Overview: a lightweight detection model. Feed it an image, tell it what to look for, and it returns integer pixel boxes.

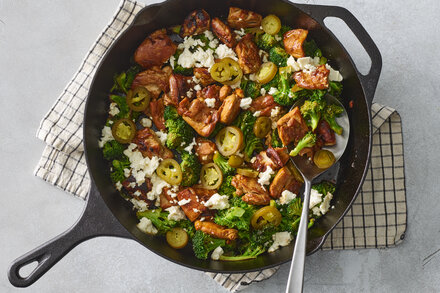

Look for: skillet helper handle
[8,183,131,287]
[295,3,382,107]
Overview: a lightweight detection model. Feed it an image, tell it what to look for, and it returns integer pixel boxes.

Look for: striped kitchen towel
[34,0,407,291]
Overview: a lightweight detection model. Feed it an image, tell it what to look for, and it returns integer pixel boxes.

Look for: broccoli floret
[171,50,193,76]
[323,104,344,135]
[303,40,322,58]
[214,197,257,231]
[312,181,336,195]
[110,156,130,183]
[110,65,142,94]
[256,33,278,50]
[177,219,196,238]
[192,230,226,260]
[262,72,280,91]
[289,132,317,157]
[277,197,317,235]
[240,79,261,99]
[243,136,263,159]
[271,128,283,148]
[272,71,294,106]
[164,106,194,149]
[180,151,201,187]
[213,152,235,176]
[136,209,178,234]
[278,25,292,36]
[110,94,130,119]
[328,81,343,98]
[269,46,289,67]
[218,175,236,197]
[102,140,125,160]
[300,99,326,131]
[234,111,264,158]
[209,122,225,139]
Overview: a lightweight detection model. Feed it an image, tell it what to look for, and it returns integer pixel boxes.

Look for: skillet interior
[84,0,371,272]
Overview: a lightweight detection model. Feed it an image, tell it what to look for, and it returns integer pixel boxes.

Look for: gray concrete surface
[1,0,439,292]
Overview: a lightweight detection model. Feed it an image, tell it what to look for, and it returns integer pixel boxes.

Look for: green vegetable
[323,104,344,135]
[256,33,279,50]
[209,123,225,139]
[214,197,257,231]
[243,136,264,159]
[271,70,294,106]
[328,81,343,98]
[289,132,317,157]
[312,181,336,195]
[192,230,226,260]
[262,72,280,91]
[137,209,177,234]
[180,151,201,187]
[110,156,130,183]
[300,99,326,131]
[171,50,193,76]
[269,46,289,67]
[303,40,322,58]
[164,106,194,149]
[110,65,141,94]
[110,94,130,120]
[102,140,125,160]
[290,87,327,102]
[213,152,235,176]
[240,79,261,99]
[178,219,196,238]
[271,128,283,148]
[278,25,292,36]
[218,175,236,197]
[234,111,263,158]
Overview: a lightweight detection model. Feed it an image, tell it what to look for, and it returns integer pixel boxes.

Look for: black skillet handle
[295,3,382,107]
[8,183,131,287]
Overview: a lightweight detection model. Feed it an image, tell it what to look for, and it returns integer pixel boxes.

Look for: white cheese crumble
[309,188,323,209]
[140,118,152,128]
[211,246,224,260]
[268,232,293,253]
[194,84,202,91]
[130,198,149,212]
[184,137,197,153]
[146,173,170,201]
[240,97,253,110]
[326,64,343,81]
[215,44,238,60]
[168,55,175,69]
[98,126,114,148]
[259,50,269,63]
[253,111,261,117]
[123,143,161,185]
[260,88,267,96]
[165,206,187,221]
[268,87,278,95]
[287,56,301,72]
[128,182,136,188]
[155,131,168,145]
[204,193,230,210]
[270,106,280,118]
[319,192,333,215]
[133,190,142,197]
[177,36,215,68]
[186,90,194,98]
[137,217,158,235]
[205,98,216,108]
[258,166,274,187]
[109,102,120,116]
[279,190,297,205]
[178,198,191,206]
[115,181,123,191]
[250,156,257,164]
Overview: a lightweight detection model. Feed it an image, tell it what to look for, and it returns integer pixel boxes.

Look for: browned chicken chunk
[196,84,222,108]
[227,7,262,29]
[194,137,217,164]
[131,66,172,98]
[249,95,277,116]
[178,97,219,137]
[133,127,174,159]
[293,64,330,90]
[122,176,153,204]
[149,98,166,130]
[211,17,236,48]
[193,67,215,87]
[252,147,290,172]
[232,174,271,205]
[134,29,177,68]
[269,166,303,198]
[167,74,193,107]
[316,119,336,146]
[277,107,309,146]
[176,188,207,222]
[159,187,178,210]
[219,85,233,102]
[194,220,239,241]
[192,187,217,202]
[283,29,308,58]
[235,34,261,74]
[181,9,211,37]
[219,89,243,124]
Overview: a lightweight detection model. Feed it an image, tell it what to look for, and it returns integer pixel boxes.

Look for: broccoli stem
[289,133,317,157]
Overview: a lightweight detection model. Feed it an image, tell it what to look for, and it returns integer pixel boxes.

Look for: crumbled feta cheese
[155,131,168,145]
[177,37,215,68]
[140,118,152,128]
[319,192,333,215]
[211,246,224,260]
[297,57,314,68]
[287,56,301,72]
[130,198,149,212]
[258,166,274,187]
[98,126,114,148]
[215,44,238,60]
[133,190,142,197]
[250,157,257,164]
[186,90,194,98]
[109,102,120,116]
[204,193,230,210]
[259,50,269,63]
[165,206,187,221]
[268,87,278,95]
[209,39,219,48]
[178,198,191,206]
[274,34,282,42]
[240,97,253,110]
[309,188,323,209]
[146,173,170,201]
[279,190,297,205]
[205,98,216,108]
[268,232,293,253]
[123,168,131,178]
[312,206,321,216]
[326,64,343,81]
[128,182,136,188]
[234,28,246,36]
[270,106,280,118]
[168,55,175,69]
[253,111,261,117]
[137,217,158,235]
[184,137,197,153]
[194,84,202,91]
[115,181,123,191]
[192,75,200,84]
[123,143,161,185]
[204,30,215,40]
[260,88,267,96]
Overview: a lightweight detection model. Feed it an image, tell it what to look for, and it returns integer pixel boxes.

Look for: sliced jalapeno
[200,163,223,190]
[127,87,151,112]
[253,117,272,138]
[256,62,277,84]
[262,15,281,35]
[156,159,183,185]
[251,206,282,229]
[111,118,136,144]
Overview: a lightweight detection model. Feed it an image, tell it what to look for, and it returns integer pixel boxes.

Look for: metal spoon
[285,94,350,293]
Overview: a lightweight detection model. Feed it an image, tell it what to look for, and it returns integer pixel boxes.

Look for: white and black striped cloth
[34,1,407,291]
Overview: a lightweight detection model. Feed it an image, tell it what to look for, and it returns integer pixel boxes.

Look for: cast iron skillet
[8,0,381,287]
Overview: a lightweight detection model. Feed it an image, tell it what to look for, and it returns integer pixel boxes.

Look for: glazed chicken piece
[149,98,166,130]
[122,176,153,204]
[269,166,303,198]
[316,119,336,146]
[249,95,277,116]
[219,85,233,102]
[133,127,174,159]
[219,88,243,124]
[235,34,261,74]
[178,97,219,137]
[211,17,236,48]
[232,174,271,205]
[194,137,217,164]
[194,220,239,241]
[192,187,217,202]
[159,187,178,210]
[227,7,262,29]
[277,106,309,146]
[176,188,207,222]
[131,66,172,98]
[252,147,290,172]
[134,29,177,68]
[166,74,193,107]
[193,67,215,87]
[283,29,308,58]
[196,84,222,108]
[293,64,330,90]
[181,9,211,37]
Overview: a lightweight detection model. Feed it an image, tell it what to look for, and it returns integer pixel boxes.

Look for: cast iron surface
[8,0,381,287]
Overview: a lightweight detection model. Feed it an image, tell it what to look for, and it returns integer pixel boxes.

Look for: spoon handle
[286,178,312,293]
